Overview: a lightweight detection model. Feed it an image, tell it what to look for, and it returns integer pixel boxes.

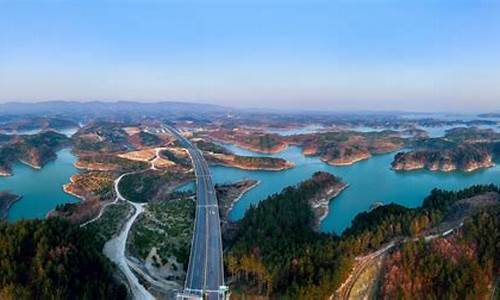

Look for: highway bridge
[164,126,227,300]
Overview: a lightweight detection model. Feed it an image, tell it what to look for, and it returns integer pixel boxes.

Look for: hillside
[0,131,70,175]
[0,218,127,299]
[289,130,404,165]
[392,128,499,172]
[227,182,500,299]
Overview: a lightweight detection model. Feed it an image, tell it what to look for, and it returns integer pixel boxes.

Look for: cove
[1,148,79,221]
[210,143,500,234]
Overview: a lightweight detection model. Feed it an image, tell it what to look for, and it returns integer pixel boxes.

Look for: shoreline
[0,170,12,177]
[209,161,294,171]
[239,143,288,154]
[62,174,87,201]
[63,181,86,201]
[46,182,86,219]
[1,194,22,220]
[392,161,496,173]
[73,160,118,171]
[322,155,371,166]
[18,159,43,170]
[315,184,349,226]
[225,180,261,218]
[209,137,288,154]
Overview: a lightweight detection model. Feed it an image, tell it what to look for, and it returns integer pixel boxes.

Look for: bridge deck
[165,126,225,300]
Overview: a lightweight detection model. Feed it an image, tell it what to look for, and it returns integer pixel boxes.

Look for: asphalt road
[164,126,225,300]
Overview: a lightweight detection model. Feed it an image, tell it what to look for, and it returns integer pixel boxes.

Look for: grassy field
[128,198,195,272]
[119,169,191,202]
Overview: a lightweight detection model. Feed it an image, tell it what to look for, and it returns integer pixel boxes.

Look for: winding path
[80,172,131,227]
[103,200,153,299]
[81,148,167,299]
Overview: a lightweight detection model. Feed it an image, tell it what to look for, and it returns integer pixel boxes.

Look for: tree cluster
[0,218,127,299]
[227,180,499,299]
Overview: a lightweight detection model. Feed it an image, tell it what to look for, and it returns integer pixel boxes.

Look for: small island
[0,191,21,220]
[192,138,294,171]
[204,128,288,154]
[206,153,294,171]
[288,130,405,166]
[392,128,499,172]
[392,146,494,172]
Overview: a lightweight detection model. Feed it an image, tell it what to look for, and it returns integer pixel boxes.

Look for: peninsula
[0,191,21,220]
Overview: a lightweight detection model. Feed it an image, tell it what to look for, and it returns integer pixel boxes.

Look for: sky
[1,1,500,112]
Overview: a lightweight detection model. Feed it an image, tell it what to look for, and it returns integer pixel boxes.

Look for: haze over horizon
[1,1,500,112]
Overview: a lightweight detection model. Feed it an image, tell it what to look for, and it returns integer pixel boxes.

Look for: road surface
[80,172,131,227]
[164,126,225,300]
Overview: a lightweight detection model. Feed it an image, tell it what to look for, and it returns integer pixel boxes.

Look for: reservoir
[1,137,499,234]
[210,143,500,234]
[1,148,79,221]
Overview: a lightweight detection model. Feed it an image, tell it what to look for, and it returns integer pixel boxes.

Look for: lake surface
[1,148,79,221]
[4,137,498,235]
[210,143,500,234]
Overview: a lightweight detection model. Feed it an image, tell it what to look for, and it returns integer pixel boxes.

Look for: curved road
[164,126,225,300]
[80,172,131,227]
[104,200,153,300]
[83,157,160,299]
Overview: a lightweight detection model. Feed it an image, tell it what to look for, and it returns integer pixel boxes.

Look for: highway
[164,126,226,300]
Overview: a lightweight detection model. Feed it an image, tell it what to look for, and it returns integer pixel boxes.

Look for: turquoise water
[1,148,79,221]
[210,144,500,234]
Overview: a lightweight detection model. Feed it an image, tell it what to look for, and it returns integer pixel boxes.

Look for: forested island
[193,138,294,171]
[288,130,405,165]
[206,152,294,171]
[392,143,494,172]
[392,128,499,172]
[203,129,288,153]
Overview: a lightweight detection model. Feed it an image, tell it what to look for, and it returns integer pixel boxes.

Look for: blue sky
[1,1,499,112]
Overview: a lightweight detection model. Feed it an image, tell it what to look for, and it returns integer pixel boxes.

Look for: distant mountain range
[0,100,229,115]
[478,113,500,118]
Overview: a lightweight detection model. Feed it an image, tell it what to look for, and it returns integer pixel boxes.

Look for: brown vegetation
[288,131,404,165]
[205,129,287,153]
